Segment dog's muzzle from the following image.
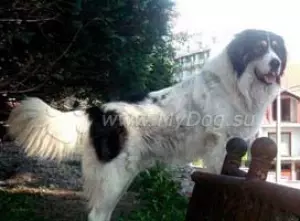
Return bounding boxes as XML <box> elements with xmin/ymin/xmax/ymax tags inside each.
<box><xmin>254</xmin><ymin>68</ymin><xmax>280</xmax><ymax>85</ymax></box>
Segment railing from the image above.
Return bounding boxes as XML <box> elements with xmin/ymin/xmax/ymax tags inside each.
<box><xmin>185</xmin><ymin>137</ymin><xmax>300</xmax><ymax>221</ymax></box>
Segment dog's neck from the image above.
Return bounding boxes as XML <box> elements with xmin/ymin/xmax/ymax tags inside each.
<box><xmin>202</xmin><ymin>49</ymin><xmax>280</xmax><ymax>113</ymax></box>
<box><xmin>201</xmin><ymin>50</ymin><xmax>237</xmax><ymax>95</ymax></box>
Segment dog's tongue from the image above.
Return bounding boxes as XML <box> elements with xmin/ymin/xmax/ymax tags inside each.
<box><xmin>264</xmin><ymin>73</ymin><xmax>277</xmax><ymax>84</ymax></box>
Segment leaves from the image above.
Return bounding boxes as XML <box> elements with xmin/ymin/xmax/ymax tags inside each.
<box><xmin>14</xmin><ymin>32</ymin><xmax>36</xmax><ymax>44</ymax></box>
<box><xmin>122</xmin><ymin>164</ymin><xmax>189</xmax><ymax>221</ymax></box>
<box><xmin>0</xmin><ymin>0</ymin><xmax>176</xmax><ymax>105</ymax></box>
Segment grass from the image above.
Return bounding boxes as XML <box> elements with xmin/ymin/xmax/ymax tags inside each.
<box><xmin>0</xmin><ymin>188</ymin><xmax>85</xmax><ymax>221</ymax></box>
<box><xmin>191</xmin><ymin>158</ymin><xmax>204</xmax><ymax>167</ymax></box>
<box><xmin>119</xmin><ymin>163</ymin><xmax>189</xmax><ymax>221</ymax></box>
<box><xmin>0</xmin><ymin>164</ymin><xmax>189</xmax><ymax>221</ymax></box>
<box><xmin>0</xmin><ymin>190</ymin><xmax>43</xmax><ymax>221</ymax></box>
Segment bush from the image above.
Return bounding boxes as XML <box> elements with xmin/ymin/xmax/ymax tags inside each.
<box><xmin>119</xmin><ymin>163</ymin><xmax>189</xmax><ymax>221</ymax></box>
<box><xmin>0</xmin><ymin>0</ymin><xmax>176</xmax><ymax>103</ymax></box>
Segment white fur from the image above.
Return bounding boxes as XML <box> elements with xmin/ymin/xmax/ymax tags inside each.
<box><xmin>254</xmin><ymin>48</ymin><xmax>281</xmax><ymax>76</ymax></box>
<box><xmin>7</xmin><ymin>97</ymin><xmax>89</xmax><ymax>161</ymax></box>
<box><xmin>7</xmin><ymin>41</ymin><xmax>283</xmax><ymax>221</ymax></box>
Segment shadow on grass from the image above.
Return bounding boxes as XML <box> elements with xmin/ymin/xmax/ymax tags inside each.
<box><xmin>0</xmin><ymin>188</ymin><xmax>87</xmax><ymax>221</ymax></box>
<box><xmin>0</xmin><ymin>187</ymin><xmax>139</xmax><ymax>221</ymax></box>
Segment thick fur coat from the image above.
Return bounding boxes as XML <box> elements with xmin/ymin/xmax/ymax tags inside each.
<box><xmin>7</xmin><ymin>29</ymin><xmax>287</xmax><ymax>221</ymax></box>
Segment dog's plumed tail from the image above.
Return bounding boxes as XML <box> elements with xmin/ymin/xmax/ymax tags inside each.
<box><xmin>7</xmin><ymin>97</ymin><xmax>89</xmax><ymax>161</ymax></box>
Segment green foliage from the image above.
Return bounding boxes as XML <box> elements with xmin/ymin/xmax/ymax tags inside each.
<box><xmin>0</xmin><ymin>0</ymin><xmax>176</xmax><ymax>103</ymax></box>
<box><xmin>119</xmin><ymin>164</ymin><xmax>189</xmax><ymax>221</ymax></box>
<box><xmin>0</xmin><ymin>191</ymin><xmax>42</xmax><ymax>221</ymax></box>
<box><xmin>0</xmin><ymin>190</ymin><xmax>86</xmax><ymax>221</ymax></box>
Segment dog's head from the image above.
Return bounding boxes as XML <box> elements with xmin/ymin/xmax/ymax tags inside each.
<box><xmin>227</xmin><ymin>29</ymin><xmax>287</xmax><ymax>85</ymax></box>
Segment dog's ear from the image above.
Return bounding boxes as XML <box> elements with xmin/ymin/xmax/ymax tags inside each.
<box><xmin>277</xmin><ymin>48</ymin><xmax>287</xmax><ymax>85</ymax></box>
<box><xmin>274</xmin><ymin>33</ymin><xmax>288</xmax><ymax>84</ymax></box>
<box><xmin>278</xmin><ymin>38</ymin><xmax>288</xmax><ymax>77</ymax></box>
<box><xmin>227</xmin><ymin>33</ymin><xmax>247</xmax><ymax>77</ymax></box>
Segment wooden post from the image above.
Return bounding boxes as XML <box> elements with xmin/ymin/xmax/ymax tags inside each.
<box><xmin>221</xmin><ymin>137</ymin><xmax>248</xmax><ymax>177</ymax></box>
<box><xmin>246</xmin><ymin>137</ymin><xmax>277</xmax><ymax>180</ymax></box>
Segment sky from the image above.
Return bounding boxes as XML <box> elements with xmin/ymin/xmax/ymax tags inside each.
<box><xmin>172</xmin><ymin>0</ymin><xmax>300</xmax><ymax>62</ymax></box>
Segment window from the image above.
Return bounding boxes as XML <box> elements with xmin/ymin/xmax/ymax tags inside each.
<box><xmin>197</xmin><ymin>52</ymin><xmax>204</xmax><ymax>60</ymax></box>
<box><xmin>272</xmin><ymin>97</ymin><xmax>297</xmax><ymax>122</ymax></box>
<box><xmin>185</xmin><ymin>56</ymin><xmax>191</xmax><ymax>63</ymax></box>
<box><xmin>268</xmin><ymin>132</ymin><xmax>291</xmax><ymax>156</ymax></box>
<box><xmin>206</xmin><ymin>51</ymin><xmax>210</xmax><ymax>58</ymax></box>
<box><xmin>270</xmin><ymin>163</ymin><xmax>292</xmax><ymax>170</ymax></box>
<box><xmin>180</xmin><ymin>58</ymin><xmax>184</xmax><ymax>64</ymax></box>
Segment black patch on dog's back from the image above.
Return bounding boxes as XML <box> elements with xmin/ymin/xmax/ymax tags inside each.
<box><xmin>86</xmin><ymin>106</ymin><xmax>128</xmax><ymax>162</ymax></box>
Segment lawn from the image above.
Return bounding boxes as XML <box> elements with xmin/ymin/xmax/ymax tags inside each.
<box><xmin>0</xmin><ymin>188</ymin><xmax>86</xmax><ymax>221</ymax></box>
<box><xmin>0</xmin><ymin>186</ymin><xmax>141</xmax><ymax>221</ymax></box>
<box><xmin>0</xmin><ymin>142</ymin><xmax>189</xmax><ymax>221</ymax></box>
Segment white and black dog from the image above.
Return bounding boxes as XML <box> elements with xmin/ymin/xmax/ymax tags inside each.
<box><xmin>7</xmin><ymin>29</ymin><xmax>287</xmax><ymax>221</ymax></box>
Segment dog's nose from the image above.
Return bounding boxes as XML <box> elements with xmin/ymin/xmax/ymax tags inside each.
<box><xmin>269</xmin><ymin>58</ymin><xmax>280</xmax><ymax>71</ymax></box>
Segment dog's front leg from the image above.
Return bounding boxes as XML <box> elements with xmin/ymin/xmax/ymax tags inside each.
<box><xmin>201</xmin><ymin>131</ymin><xmax>227</xmax><ymax>174</ymax></box>
<box><xmin>204</xmin><ymin>148</ymin><xmax>227</xmax><ymax>174</ymax></box>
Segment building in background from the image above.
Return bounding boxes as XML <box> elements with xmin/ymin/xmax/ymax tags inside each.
<box><xmin>259</xmin><ymin>90</ymin><xmax>300</xmax><ymax>182</ymax></box>
<box><xmin>174</xmin><ymin>49</ymin><xmax>210</xmax><ymax>81</ymax></box>
<box><xmin>281</xmin><ymin>63</ymin><xmax>300</xmax><ymax>97</ymax></box>
<box><xmin>173</xmin><ymin>32</ymin><xmax>217</xmax><ymax>81</ymax></box>
<box><xmin>258</xmin><ymin>63</ymin><xmax>300</xmax><ymax>183</ymax></box>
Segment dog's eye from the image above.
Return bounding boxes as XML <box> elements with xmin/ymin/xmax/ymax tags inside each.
<box><xmin>255</xmin><ymin>40</ymin><xmax>268</xmax><ymax>54</ymax></box>
<box><xmin>271</xmin><ymin>40</ymin><xmax>278</xmax><ymax>48</ymax></box>
<box><xmin>260</xmin><ymin>40</ymin><xmax>268</xmax><ymax>48</ymax></box>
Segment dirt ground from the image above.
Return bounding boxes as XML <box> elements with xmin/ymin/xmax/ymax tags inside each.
<box><xmin>0</xmin><ymin>142</ymin><xmax>138</xmax><ymax>221</ymax></box>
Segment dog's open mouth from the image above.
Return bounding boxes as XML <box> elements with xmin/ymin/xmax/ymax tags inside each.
<box><xmin>263</xmin><ymin>72</ymin><xmax>278</xmax><ymax>84</ymax></box>
<box><xmin>255</xmin><ymin>69</ymin><xmax>279</xmax><ymax>85</ymax></box>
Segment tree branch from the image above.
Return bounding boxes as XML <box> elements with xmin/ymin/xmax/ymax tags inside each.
<box><xmin>0</xmin><ymin>55</ymin><xmax>35</xmax><ymax>89</ymax></box>
<box><xmin>0</xmin><ymin>17</ymin><xmax>57</xmax><ymax>23</ymax></box>
<box><xmin>0</xmin><ymin>17</ymin><xmax>101</xmax><ymax>94</ymax></box>
<box><xmin>49</xmin><ymin>17</ymin><xmax>101</xmax><ymax>67</ymax></box>
<box><xmin>0</xmin><ymin>81</ymin><xmax>47</xmax><ymax>94</ymax></box>
<box><xmin>10</xmin><ymin>64</ymin><xmax>42</xmax><ymax>89</ymax></box>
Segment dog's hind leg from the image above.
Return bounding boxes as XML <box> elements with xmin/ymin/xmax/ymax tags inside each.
<box><xmin>87</xmin><ymin>172</ymin><xmax>137</xmax><ymax>221</ymax></box>
<box><xmin>83</xmin><ymin>149</ymin><xmax>140</xmax><ymax>221</ymax></box>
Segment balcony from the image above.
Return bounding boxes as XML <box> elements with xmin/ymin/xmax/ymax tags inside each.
<box><xmin>272</xmin><ymin>96</ymin><xmax>298</xmax><ymax>123</ymax></box>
